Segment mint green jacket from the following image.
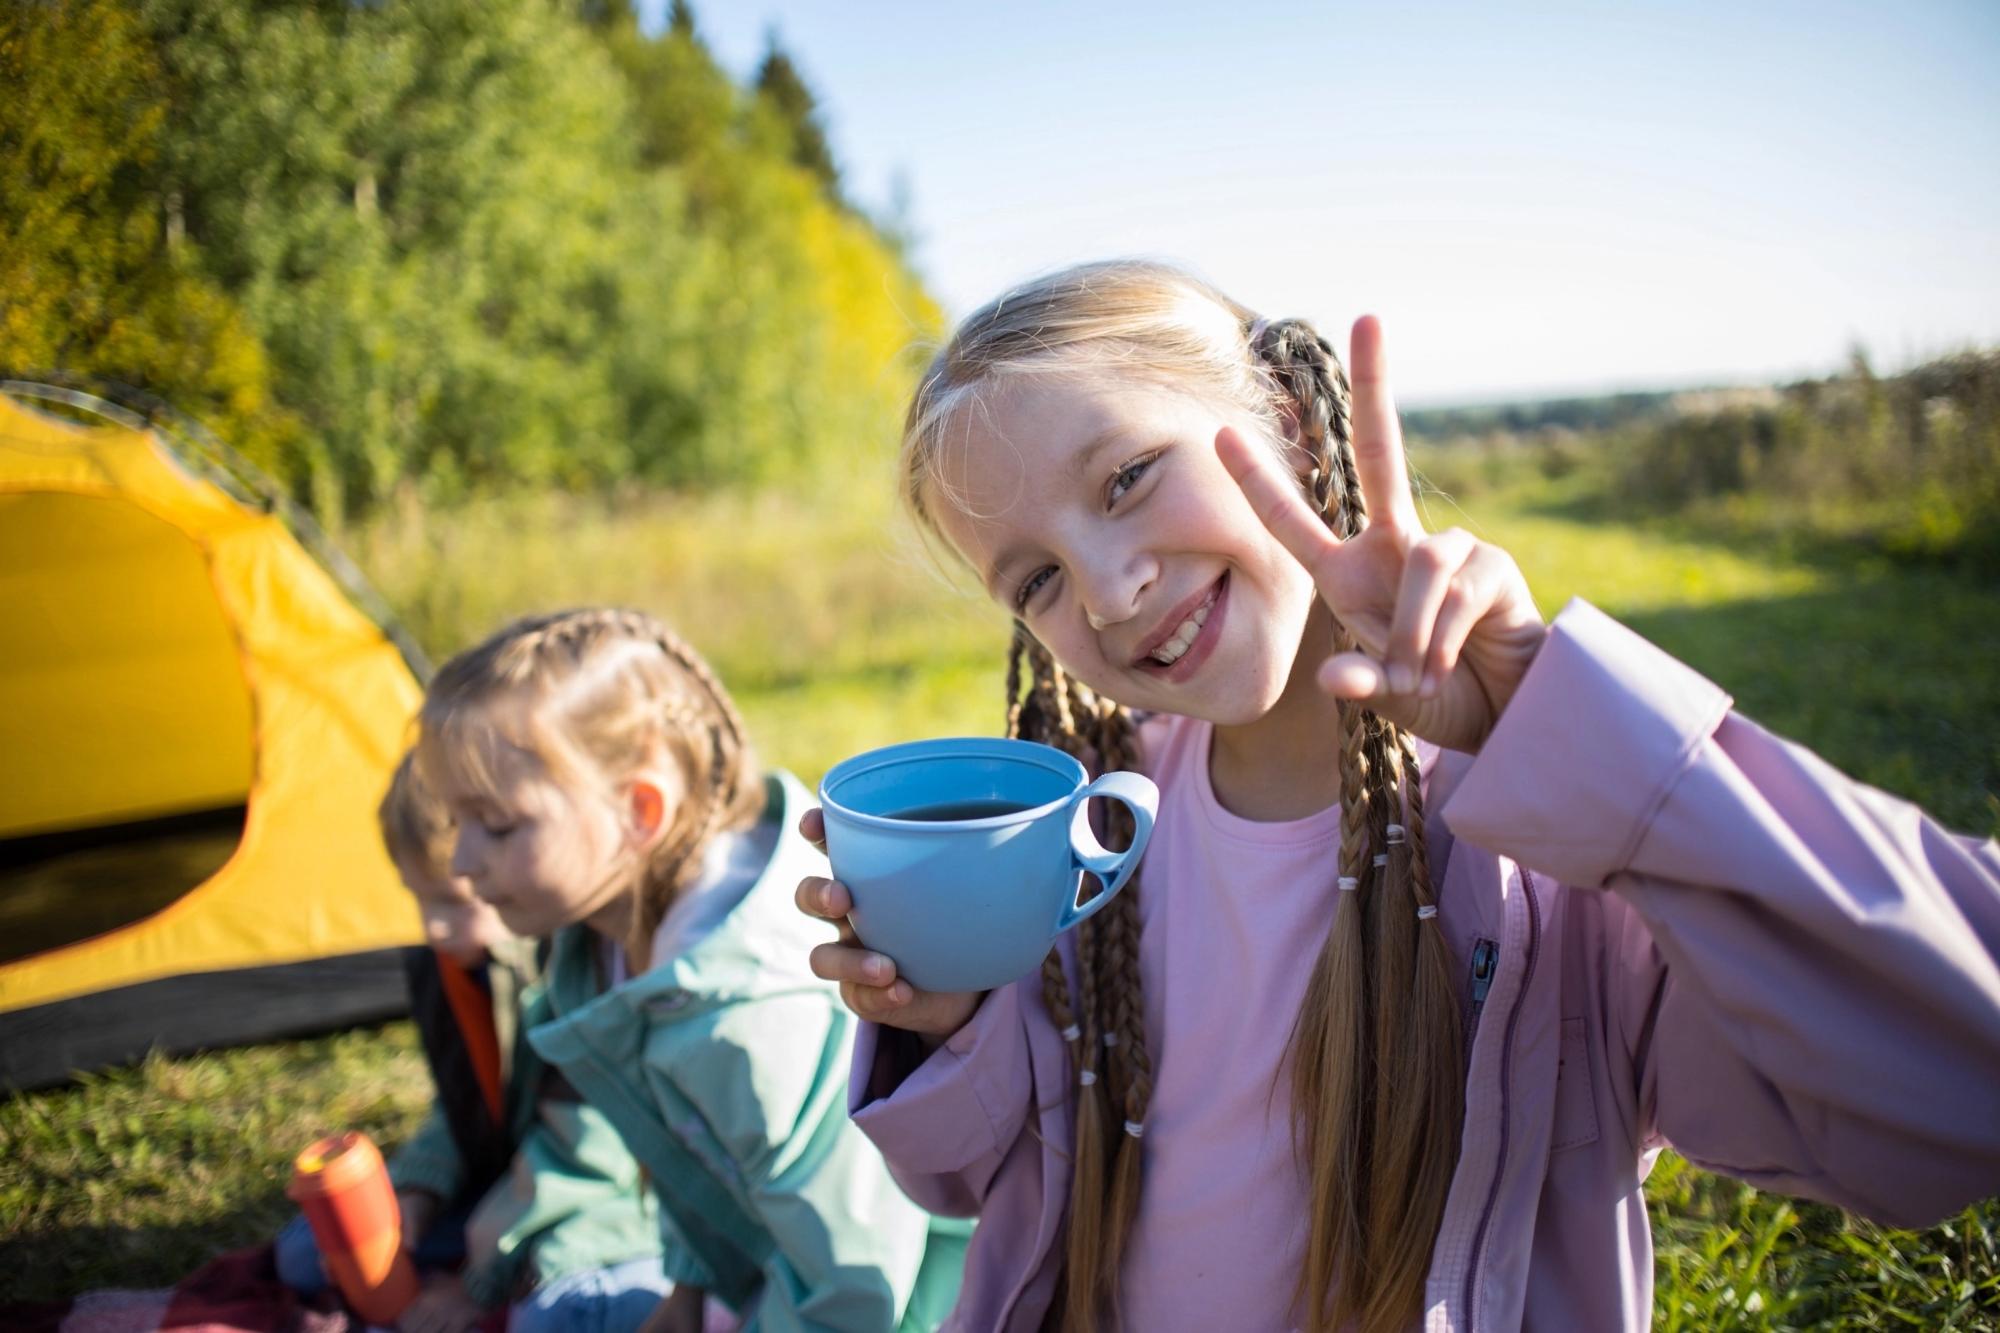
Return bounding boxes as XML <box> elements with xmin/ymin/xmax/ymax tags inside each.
<box><xmin>528</xmin><ymin>772</ymin><xmax>970</xmax><ymax>1332</ymax></box>
<box><xmin>388</xmin><ymin>941</ymin><xmax>663</xmax><ymax>1308</ymax></box>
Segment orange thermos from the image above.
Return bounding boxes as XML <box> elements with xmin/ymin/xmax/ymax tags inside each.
<box><xmin>287</xmin><ymin>1131</ymin><xmax>420</xmax><ymax>1322</ymax></box>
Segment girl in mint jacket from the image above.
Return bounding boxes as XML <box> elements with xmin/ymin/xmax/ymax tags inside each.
<box><xmin>278</xmin><ymin>757</ymin><xmax>664</xmax><ymax>1333</ymax></box>
<box><xmin>417</xmin><ymin>607</ymin><xmax>969</xmax><ymax>1333</ymax></box>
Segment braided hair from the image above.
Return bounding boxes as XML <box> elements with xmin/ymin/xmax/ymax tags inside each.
<box><xmin>417</xmin><ymin>607</ymin><xmax>765</xmax><ymax>961</ymax></box>
<box><xmin>903</xmin><ymin>262</ymin><xmax>1464</xmax><ymax>1333</ymax></box>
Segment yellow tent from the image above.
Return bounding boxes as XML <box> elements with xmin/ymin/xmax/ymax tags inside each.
<box><xmin>0</xmin><ymin>386</ymin><xmax>424</xmax><ymax>1088</ymax></box>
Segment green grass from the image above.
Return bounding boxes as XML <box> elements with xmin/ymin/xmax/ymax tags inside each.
<box><xmin>4</xmin><ymin>471</ymin><xmax>1997</xmax><ymax>1323</ymax></box>
<box><xmin>0</xmin><ymin>1025</ymin><xmax>429</xmax><ymax>1302</ymax></box>
<box><xmin>1430</xmin><ymin>471</ymin><xmax>2000</xmax><ymax>834</ymax></box>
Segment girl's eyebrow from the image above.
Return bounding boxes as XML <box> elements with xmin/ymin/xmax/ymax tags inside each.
<box><xmin>1069</xmin><ymin>426</ymin><xmax>1129</xmax><ymax>481</ymax></box>
<box><xmin>981</xmin><ymin>550</ymin><xmax>1018</xmax><ymax>602</ymax></box>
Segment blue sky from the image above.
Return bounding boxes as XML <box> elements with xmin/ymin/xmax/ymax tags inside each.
<box><xmin>650</xmin><ymin>1</ymin><xmax>1999</xmax><ymax>402</ymax></box>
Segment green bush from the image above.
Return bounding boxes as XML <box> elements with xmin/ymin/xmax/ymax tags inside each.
<box><xmin>1608</xmin><ymin>352</ymin><xmax>2000</xmax><ymax>571</ymax></box>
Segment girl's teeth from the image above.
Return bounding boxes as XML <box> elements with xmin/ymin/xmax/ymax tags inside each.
<box><xmin>1152</xmin><ymin>623</ymin><xmax>1197</xmax><ymax>664</ymax></box>
<box><xmin>1149</xmin><ymin>585</ymin><xmax>1219</xmax><ymax>666</ymax></box>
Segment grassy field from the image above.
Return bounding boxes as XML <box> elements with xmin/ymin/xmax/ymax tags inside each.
<box><xmin>3</xmin><ymin>467</ymin><xmax>1997</xmax><ymax>1323</ymax></box>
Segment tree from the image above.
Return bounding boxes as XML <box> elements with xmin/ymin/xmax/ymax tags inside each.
<box><xmin>753</xmin><ymin>33</ymin><xmax>840</xmax><ymax>199</ymax></box>
<box><xmin>141</xmin><ymin>0</ymin><xmax>654</xmax><ymax>514</ymax></box>
<box><xmin>0</xmin><ymin>0</ymin><xmax>291</xmax><ymax>470</ymax></box>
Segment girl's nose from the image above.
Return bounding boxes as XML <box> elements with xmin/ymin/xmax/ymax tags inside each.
<box><xmin>1078</xmin><ymin>550</ymin><xmax>1155</xmax><ymax>632</ymax></box>
<box><xmin>450</xmin><ymin>833</ymin><xmax>480</xmax><ymax>881</ymax></box>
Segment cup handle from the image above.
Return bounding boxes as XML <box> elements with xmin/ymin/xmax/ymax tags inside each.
<box><xmin>1057</xmin><ymin>770</ymin><xmax>1160</xmax><ymax>932</ymax></box>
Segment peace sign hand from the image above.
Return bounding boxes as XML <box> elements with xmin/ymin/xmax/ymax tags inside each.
<box><xmin>1218</xmin><ymin>316</ymin><xmax>1548</xmax><ymax>755</ymax></box>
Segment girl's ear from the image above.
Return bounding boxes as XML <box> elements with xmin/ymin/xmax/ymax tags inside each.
<box><xmin>627</xmin><ymin>777</ymin><xmax>668</xmax><ymax>847</ymax></box>
<box><xmin>1276</xmin><ymin>397</ymin><xmax>1303</xmax><ymax>446</ymax></box>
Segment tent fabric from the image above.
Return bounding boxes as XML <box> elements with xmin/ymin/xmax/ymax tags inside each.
<box><xmin>0</xmin><ymin>392</ymin><xmax>423</xmax><ymax>1041</ymax></box>
<box><xmin>0</xmin><ymin>951</ymin><xmax>411</xmax><ymax>1090</ymax></box>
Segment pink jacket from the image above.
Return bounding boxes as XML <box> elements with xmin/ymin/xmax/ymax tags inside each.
<box><xmin>848</xmin><ymin>600</ymin><xmax>2000</xmax><ymax>1331</ymax></box>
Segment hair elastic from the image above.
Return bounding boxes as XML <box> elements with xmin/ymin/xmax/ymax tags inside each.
<box><xmin>1061</xmin><ymin>1024</ymin><xmax>1081</xmax><ymax>1043</ymax></box>
<box><xmin>1416</xmin><ymin>905</ymin><xmax>1439</xmax><ymax>921</ymax></box>
<box><xmin>1102</xmin><ymin>1032</ymin><xmax>1119</xmax><ymax>1049</ymax></box>
<box><xmin>1372</xmin><ymin>853</ymin><xmax>1388</xmax><ymax>868</ymax></box>
<box><xmin>1123</xmin><ymin>1120</ymin><xmax>1146</xmax><ymax>1139</ymax></box>
<box><xmin>1385</xmin><ymin>823</ymin><xmax>1407</xmax><ymax>845</ymax></box>
<box><xmin>1080</xmin><ymin>1069</ymin><xmax>1098</xmax><ymax>1087</ymax></box>
<box><xmin>1338</xmin><ymin>876</ymin><xmax>1360</xmax><ymax>893</ymax></box>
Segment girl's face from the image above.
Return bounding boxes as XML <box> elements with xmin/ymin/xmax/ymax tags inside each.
<box><xmin>397</xmin><ymin>857</ymin><xmax>514</xmax><ymax>966</ymax></box>
<box><xmin>439</xmin><ymin>728</ymin><xmax>635</xmax><ymax>940</ymax></box>
<box><xmin>931</xmin><ymin>376</ymin><xmax>1320</xmax><ymax>727</ymax></box>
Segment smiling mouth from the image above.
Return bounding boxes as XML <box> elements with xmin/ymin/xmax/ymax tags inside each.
<box><xmin>1136</xmin><ymin>575</ymin><xmax>1224</xmax><ymax>668</ymax></box>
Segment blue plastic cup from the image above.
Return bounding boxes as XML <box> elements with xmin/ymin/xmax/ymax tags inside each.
<box><xmin>818</xmin><ymin>737</ymin><xmax>1159</xmax><ymax>993</ymax></box>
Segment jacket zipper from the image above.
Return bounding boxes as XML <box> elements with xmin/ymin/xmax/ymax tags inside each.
<box><xmin>1460</xmin><ymin>869</ymin><xmax>1542</xmax><ymax>1329</ymax></box>
<box><xmin>1464</xmin><ymin>937</ymin><xmax>1500</xmax><ymax>1056</ymax></box>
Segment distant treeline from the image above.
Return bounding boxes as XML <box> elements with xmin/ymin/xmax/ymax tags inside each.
<box><xmin>1</xmin><ymin>0</ymin><xmax>940</xmax><ymax>520</ymax></box>
<box><xmin>1416</xmin><ymin>351</ymin><xmax>2000</xmax><ymax>572</ymax></box>
<box><xmin>1612</xmin><ymin>350</ymin><xmax>2000</xmax><ymax>568</ymax></box>
<box><xmin>1403</xmin><ymin>390</ymin><xmax>1680</xmax><ymax>442</ymax></box>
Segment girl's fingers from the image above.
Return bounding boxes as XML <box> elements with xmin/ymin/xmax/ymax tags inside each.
<box><xmin>809</xmin><ymin>939</ymin><xmax>899</xmax><ymax>988</ymax></box>
<box><xmin>798</xmin><ymin>807</ymin><xmax>826</xmax><ymax>852</ymax></box>
<box><xmin>795</xmin><ymin>875</ymin><xmax>851</xmax><ymax>920</ymax></box>
<box><xmin>840</xmin><ymin>979</ymin><xmax>916</xmax><ymax>1023</ymax></box>
<box><xmin>1346</xmin><ymin>316</ymin><xmax>1421</xmax><ymax>534</ymax></box>
<box><xmin>1386</xmin><ymin>528</ymin><xmax>1476</xmax><ymax>695</ymax></box>
<box><xmin>1423</xmin><ymin>543</ymin><xmax>1514</xmax><ymax>689</ymax></box>
<box><xmin>1215</xmin><ymin>425</ymin><xmax>1342</xmax><ymax>584</ymax></box>
<box><xmin>1316</xmin><ymin>651</ymin><xmax>1387</xmax><ymax>701</ymax></box>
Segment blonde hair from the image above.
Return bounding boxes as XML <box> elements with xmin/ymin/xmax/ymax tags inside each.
<box><xmin>415</xmin><ymin>607</ymin><xmax>765</xmax><ymax>957</ymax></box>
<box><xmin>378</xmin><ymin>750</ymin><xmax>455</xmax><ymax>881</ymax></box>
<box><xmin>901</xmin><ymin>260</ymin><xmax>1464</xmax><ymax>1333</ymax></box>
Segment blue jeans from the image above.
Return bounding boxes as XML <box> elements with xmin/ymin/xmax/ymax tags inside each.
<box><xmin>275</xmin><ymin>1216</ymin><xmax>670</xmax><ymax>1333</ymax></box>
<box><xmin>508</xmin><ymin>1258</ymin><xmax>675</xmax><ymax>1333</ymax></box>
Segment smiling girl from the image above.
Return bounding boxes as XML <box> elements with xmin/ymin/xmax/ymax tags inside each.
<box><xmin>795</xmin><ymin>260</ymin><xmax>2000</xmax><ymax>1332</ymax></box>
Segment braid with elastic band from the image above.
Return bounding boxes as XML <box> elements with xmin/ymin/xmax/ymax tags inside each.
<box><xmin>1252</xmin><ymin>322</ymin><xmax>1466</xmax><ymax>1333</ymax></box>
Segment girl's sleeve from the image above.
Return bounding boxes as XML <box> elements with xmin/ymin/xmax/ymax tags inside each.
<box><xmin>1443</xmin><ymin>598</ymin><xmax>2000</xmax><ymax>1226</ymax></box>
<box><xmin>847</xmin><ymin>979</ymin><xmax>1037</xmax><ymax>1216</ymax></box>
<box><xmin>662</xmin><ymin>991</ymin><xmax>951</xmax><ymax>1333</ymax></box>
<box><xmin>458</xmin><ymin>1098</ymin><xmax>662</xmax><ymax>1310</ymax></box>
<box><xmin>387</xmin><ymin>1103</ymin><xmax>465</xmax><ymax>1203</ymax></box>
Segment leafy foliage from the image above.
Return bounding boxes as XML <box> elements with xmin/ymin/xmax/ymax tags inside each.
<box><xmin>2</xmin><ymin>0</ymin><xmax>940</xmax><ymax>520</ymax></box>
<box><xmin>1607</xmin><ymin>351</ymin><xmax>2000</xmax><ymax>573</ymax></box>
<box><xmin>754</xmin><ymin>37</ymin><xmax>841</xmax><ymax>199</ymax></box>
<box><xmin>0</xmin><ymin>0</ymin><xmax>293</xmax><ymax>470</ymax></box>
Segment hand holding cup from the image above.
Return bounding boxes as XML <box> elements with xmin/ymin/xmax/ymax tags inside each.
<box><xmin>797</xmin><ymin>737</ymin><xmax>1158</xmax><ymax>1036</ymax></box>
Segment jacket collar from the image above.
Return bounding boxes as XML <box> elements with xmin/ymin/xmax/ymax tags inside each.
<box><xmin>543</xmin><ymin>770</ymin><xmax>830</xmax><ymax>1022</ymax></box>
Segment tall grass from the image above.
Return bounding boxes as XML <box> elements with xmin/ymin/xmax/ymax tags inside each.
<box><xmin>345</xmin><ymin>483</ymin><xmax>1009</xmax><ymax>782</ymax></box>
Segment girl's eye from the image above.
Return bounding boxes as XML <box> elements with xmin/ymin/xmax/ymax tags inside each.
<box><xmin>1013</xmin><ymin>566</ymin><xmax>1056</xmax><ymax>613</ymax></box>
<box><xmin>1107</xmin><ymin>453</ymin><xmax>1157</xmax><ymax>507</ymax></box>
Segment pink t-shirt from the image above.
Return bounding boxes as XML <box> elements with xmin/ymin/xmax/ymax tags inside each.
<box><xmin>1119</xmin><ymin>711</ymin><xmax>1346</xmax><ymax>1331</ymax></box>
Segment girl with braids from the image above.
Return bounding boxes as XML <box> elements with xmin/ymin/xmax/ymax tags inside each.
<box><xmin>417</xmin><ymin>608</ymin><xmax>970</xmax><ymax>1333</ymax></box>
<box><xmin>793</xmin><ymin>260</ymin><xmax>2000</xmax><ymax>1332</ymax></box>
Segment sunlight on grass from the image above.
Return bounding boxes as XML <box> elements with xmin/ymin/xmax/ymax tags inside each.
<box><xmin>0</xmin><ymin>1025</ymin><xmax>429</xmax><ymax>1302</ymax></box>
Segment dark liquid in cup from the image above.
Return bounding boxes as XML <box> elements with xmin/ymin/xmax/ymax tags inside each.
<box><xmin>893</xmin><ymin>798</ymin><xmax>1032</xmax><ymax>822</ymax></box>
